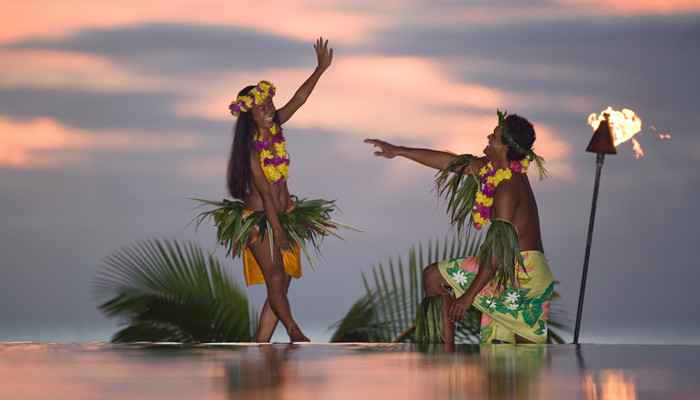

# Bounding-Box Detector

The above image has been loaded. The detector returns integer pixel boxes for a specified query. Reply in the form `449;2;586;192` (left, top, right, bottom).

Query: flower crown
497;110;548;180
229;80;276;117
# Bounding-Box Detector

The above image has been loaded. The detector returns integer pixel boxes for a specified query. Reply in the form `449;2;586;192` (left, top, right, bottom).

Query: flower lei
227;80;289;185
229;80;276;117
472;157;529;230
254;123;290;186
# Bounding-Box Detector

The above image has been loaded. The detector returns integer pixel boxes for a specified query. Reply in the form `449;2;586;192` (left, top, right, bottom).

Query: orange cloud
3;0;696;48
0;117;74;168
0;117;201;169
178;54;573;177
0;49;170;92
270;56;504;140
0;0;380;45
554;0;700;15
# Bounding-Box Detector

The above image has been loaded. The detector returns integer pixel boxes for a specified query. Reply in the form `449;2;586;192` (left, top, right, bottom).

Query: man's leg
423;263;455;348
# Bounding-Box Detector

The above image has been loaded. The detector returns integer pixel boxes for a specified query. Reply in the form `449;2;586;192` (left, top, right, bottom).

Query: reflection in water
434;345;547;399
577;344;639;400
226;344;295;398
481;345;545;398
0;342;696;399
583;370;638;400
223;344;548;399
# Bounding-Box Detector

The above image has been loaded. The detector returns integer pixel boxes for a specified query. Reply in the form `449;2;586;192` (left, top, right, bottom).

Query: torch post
573;114;616;344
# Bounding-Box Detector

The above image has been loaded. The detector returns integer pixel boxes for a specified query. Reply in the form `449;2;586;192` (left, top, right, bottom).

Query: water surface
0;342;696;399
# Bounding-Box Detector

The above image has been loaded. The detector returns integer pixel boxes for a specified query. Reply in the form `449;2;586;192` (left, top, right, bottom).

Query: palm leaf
330;234;570;344
328;297;383;342
92;238;256;343
543;281;571;344
330;235;484;343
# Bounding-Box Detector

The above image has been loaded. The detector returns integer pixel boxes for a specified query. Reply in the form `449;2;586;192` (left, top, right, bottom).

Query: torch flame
588;107;643;158
650;125;671;139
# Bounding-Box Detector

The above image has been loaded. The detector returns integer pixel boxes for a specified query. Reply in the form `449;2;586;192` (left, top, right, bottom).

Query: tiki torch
573;113;616;344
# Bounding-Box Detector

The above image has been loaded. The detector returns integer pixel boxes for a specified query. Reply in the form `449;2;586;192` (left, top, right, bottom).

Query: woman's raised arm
277;37;333;124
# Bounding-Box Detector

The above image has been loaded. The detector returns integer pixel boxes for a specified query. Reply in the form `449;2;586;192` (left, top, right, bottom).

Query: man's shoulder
495;174;528;198
470;156;487;170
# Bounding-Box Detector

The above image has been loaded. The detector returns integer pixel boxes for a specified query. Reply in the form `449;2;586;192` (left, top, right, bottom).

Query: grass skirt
191;195;359;271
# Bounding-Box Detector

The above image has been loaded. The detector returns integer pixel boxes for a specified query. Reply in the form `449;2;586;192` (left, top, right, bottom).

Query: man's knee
423;263;445;295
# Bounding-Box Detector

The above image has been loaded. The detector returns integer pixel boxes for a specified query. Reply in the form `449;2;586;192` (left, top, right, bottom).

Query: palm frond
330;234;569;344
330;235;484;343
92;238;255;343
328;297;383;342
542;281;572;344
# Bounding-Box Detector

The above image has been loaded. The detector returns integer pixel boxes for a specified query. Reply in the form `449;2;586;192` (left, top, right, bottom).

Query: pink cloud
0;0;380;45
0;117;201;169
178;54;574;179
3;0;696;48
283;56;503;139
553;0;700;15
0;49;170;91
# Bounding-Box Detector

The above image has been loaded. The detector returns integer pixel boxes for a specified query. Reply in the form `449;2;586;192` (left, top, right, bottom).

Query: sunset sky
1;0;699;343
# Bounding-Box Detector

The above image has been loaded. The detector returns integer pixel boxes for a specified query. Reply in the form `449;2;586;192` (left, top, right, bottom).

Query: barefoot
287;325;310;342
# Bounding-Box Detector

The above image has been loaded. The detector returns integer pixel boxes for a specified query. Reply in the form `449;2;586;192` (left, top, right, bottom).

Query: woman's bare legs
248;238;309;343
423;263;455;351
256;273;292;342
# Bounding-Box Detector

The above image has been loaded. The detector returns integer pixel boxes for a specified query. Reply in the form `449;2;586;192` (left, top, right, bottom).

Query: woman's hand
277;36;332;124
273;229;293;253
364;139;401;159
314;37;333;72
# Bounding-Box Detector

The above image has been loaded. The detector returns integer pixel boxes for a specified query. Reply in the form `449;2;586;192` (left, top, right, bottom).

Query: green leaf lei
434;153;478;234
477;219;525;289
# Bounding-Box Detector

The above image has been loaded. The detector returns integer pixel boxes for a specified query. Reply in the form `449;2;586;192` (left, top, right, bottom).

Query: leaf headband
497;110;548;180
229;80;276;117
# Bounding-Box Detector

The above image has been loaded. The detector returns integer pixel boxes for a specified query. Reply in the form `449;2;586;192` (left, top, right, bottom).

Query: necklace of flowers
472;157;529;230
254;123;290;186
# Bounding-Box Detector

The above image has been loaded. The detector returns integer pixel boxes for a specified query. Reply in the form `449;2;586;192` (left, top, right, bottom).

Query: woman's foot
287;324;310;342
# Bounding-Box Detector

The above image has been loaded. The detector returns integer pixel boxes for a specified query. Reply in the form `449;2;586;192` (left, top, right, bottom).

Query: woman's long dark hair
227;86;256;199
226;85;281;199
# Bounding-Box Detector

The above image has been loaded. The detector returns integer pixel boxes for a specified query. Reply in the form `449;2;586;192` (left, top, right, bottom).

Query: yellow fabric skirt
242;244;302;286
240;206;302;287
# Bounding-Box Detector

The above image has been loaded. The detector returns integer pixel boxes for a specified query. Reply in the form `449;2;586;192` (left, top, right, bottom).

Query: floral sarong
438;251;553;344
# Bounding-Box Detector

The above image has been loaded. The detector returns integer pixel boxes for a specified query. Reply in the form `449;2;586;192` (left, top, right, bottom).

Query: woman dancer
220;37;332;342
